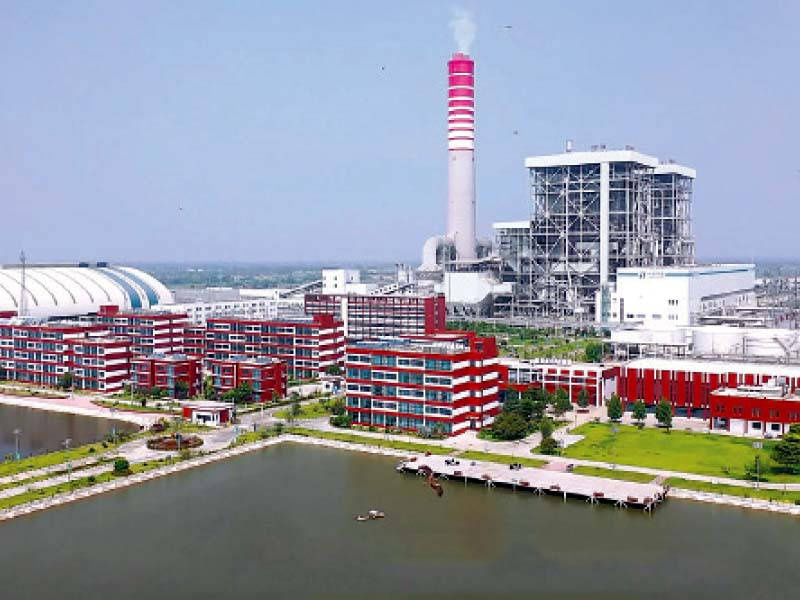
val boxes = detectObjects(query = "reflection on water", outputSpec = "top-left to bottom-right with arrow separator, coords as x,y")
0,443 -> 798,600
0,404 -> 137,457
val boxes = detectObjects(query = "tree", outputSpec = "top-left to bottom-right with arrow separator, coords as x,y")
538,416 -> 555,440
325,364 -> 342,376
174,380 -> 189,400
491,412 -> 529,440
113,458 -> 130,476
577,388 -> 589,410
553,389 -> 572,417
230,382 -> 254,404
58,372 -> 74,391
203,375 -> 215,399
583,341 -> 603,363
655,399 -> 673,430
330,413 -> 352,428
328,397 -> 346,416
539,437 -> 559,455
150,387 -> 165,400
772,424 -> 800,473
291,399 -> 302,418
632,400 -> 647,426
606,395 -> 623,422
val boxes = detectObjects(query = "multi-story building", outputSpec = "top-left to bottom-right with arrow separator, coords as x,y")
156,298 -> 278,325
92,305 -> 187,355
304,293 -> 447,341
710,384 -> 800,437
500,358 -> 619,406
204,314 -> 344,379
617,358 -> 800,421
130,353 -> 202,398
495,148 -> 695,318
0,317 -> 131,392
344,332 -> 501,436
183,324 -> 206,358
206,355 -> 287,403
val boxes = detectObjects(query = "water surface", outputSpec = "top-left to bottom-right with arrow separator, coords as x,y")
0,404 -> 136,458
0,443 -> 797,599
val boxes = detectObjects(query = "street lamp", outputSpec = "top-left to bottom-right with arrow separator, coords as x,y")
62,438 -> 72,482
12,428 -> 22,460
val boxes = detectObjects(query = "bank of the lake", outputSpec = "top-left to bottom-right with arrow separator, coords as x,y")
0,442 -> 798,600
0,404 -> 136,458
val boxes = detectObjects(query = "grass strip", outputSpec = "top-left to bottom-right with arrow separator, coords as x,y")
668,478 -> 800,505
571,465 -> 657,483
288,427 -> 451,455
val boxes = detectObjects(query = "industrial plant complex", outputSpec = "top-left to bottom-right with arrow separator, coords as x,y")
0,39 -> 797,444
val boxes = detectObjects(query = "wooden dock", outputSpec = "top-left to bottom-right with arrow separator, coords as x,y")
398,455 -> 668,511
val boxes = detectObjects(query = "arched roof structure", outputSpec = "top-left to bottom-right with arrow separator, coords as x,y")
0,264 -> 174,318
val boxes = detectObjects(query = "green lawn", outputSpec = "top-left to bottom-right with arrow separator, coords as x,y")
570,465 -> 657,483
0,442 -> 119,478
275,402 -> 331,420
667,477 -> 800,505
458,451 -> 545,468
288,427 -> 452,455
562,422 -> 793,482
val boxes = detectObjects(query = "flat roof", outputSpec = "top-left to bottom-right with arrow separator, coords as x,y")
492,220 -> 530,230
711,386 -> 800,401
626,358 -> 800,377
617,263 -> 754,276
349,336 -> 470,355
524,150 -> 695,178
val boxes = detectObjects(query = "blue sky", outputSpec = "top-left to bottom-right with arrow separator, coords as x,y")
1,1 -> 798,264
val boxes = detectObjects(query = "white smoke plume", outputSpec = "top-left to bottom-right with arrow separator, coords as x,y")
449,7 -> 476,54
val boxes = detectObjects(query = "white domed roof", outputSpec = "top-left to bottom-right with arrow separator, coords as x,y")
0,264 -> 174,318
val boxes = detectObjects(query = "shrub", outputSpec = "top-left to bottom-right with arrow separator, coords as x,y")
87,475 -> 96,484
113,458 -> 131,476
539,437 -> 559,455
330,414 -> 352,428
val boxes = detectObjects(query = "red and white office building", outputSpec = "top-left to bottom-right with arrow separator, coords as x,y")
0,317 -> 131,392
130,353 -> 202,398
500,358 -> 619,406
204,314 -> 344,379
91,305 -> 188,356
344,332 -> 501,436
304,293 -> 447,341
618,358 -> 800,433
206,355 -> 287,403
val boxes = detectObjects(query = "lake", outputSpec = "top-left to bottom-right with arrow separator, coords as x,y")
0,442 -> 797,599
0,404 -> 137,458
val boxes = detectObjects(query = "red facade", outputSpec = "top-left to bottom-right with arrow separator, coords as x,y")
0,319 -> 131,392
345,331 -> 501,436
500,361 -> 619,406
95,305 -> 188,356
304,293 -> 447,341
131,354 -> 201,398
204,314 -> 344,379
618,359 -> 800,419
206,356 -> 287,403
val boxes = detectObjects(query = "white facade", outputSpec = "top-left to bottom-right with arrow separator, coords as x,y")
601,264 -> 755,327
157,298 -> 278,325
0,264 -> 173,318
322,269 -> 362,295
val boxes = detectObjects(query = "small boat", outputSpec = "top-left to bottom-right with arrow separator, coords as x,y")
355,515 -> 369,522
368,509 -> 385,519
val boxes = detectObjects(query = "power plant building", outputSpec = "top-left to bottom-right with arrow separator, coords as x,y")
494,149 -> 695,319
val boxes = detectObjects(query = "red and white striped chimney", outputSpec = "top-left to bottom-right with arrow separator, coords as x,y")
446,52 -> 476,261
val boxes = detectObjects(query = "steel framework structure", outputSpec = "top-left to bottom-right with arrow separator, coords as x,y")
496,152 -> 694,319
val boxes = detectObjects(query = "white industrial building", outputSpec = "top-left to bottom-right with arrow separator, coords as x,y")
0,263 -> 173,318
156,297 -> 278,325
600,264 -> 756,327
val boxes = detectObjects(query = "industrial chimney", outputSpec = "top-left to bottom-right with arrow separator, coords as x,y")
446,52 -> 476,261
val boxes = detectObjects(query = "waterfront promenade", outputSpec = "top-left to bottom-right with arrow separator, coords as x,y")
2,392 -> 800,519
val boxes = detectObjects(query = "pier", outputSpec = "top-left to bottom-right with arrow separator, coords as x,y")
398,454 -> 668,511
